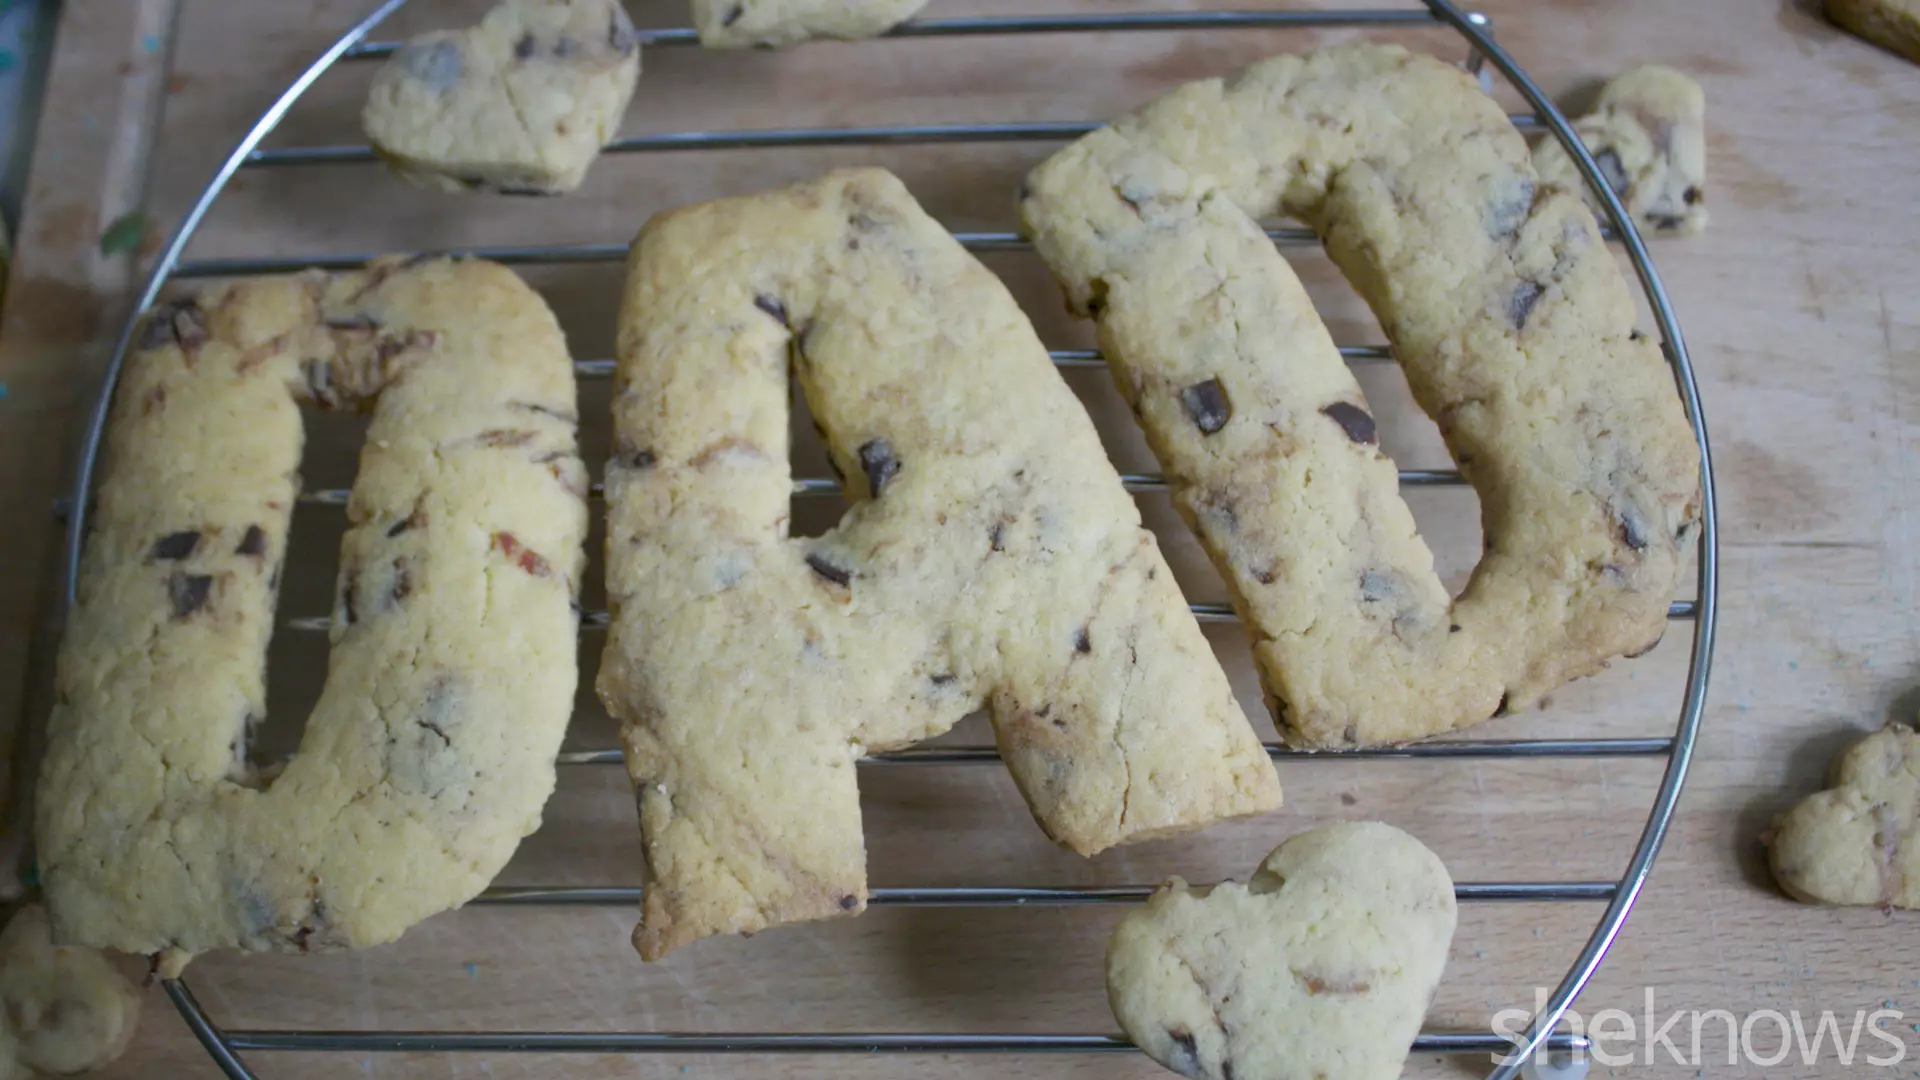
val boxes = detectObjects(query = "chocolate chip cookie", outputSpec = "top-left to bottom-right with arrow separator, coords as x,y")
1769,724 -> 1920,907
692,0 -> 925,47
1532,65 -> 1708,236
36,256 -> 588,966
363,0 -> 639,194
1827,0 -> 1920,62
1021,43 -> 1701,748
1108,822 -> 1456,1080
0,904 -> 142,1078
599,168 -> 1281,959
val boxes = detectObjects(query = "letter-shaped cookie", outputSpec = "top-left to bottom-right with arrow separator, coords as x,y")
1769,724 -> 1920,907
1022,43 -> 1701,748
600,168 -> 1281,959
692,0 -> 925,47
37,257 -> 587,966
363,0 -> 639,194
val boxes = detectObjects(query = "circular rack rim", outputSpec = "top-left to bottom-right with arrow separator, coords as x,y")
55,1 -> 1719,1078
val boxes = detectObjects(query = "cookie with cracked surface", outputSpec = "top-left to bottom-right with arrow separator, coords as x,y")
1532,65 -> 1708,236
363,0 -> 639,194
600,167 -> 1280,960
1827,0 -> 1920,62
36,255 -> 587,966
1769,725 -> 1920,907
692,0 -> 925,47
1108,822 -> 1456,1080
0,904 -> 142,1078
1021,43 -> 1701,748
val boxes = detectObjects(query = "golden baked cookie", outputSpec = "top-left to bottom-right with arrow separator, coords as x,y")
1770,725 -> 1920,907
36,256 -> 587,966
1827,0 -> 1920,63
1107,822 -> 1456,1080
692,0 -> 925,47
1021,43 -> 1701,748
0,904 -> 142,1078
1533,65 -> 1708,236
599,168 -> 1281,959
363,0 -> 639,194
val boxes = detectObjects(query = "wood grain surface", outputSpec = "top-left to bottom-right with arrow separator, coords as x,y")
0,0 -> 1915,1077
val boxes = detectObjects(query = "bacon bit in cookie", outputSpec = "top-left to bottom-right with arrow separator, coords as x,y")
151,530 -> 200,560
474,428 -> 537,448
168,572 -> 214,618
493,531 -> 553,577
235,525 -> 268,557
1180,378 -> 1231,435
389,556 -> 413,607
1295,970 -> 1372,995
1073,626 -> 1092,654
141,385 -> 167,416
989,522 -> 1007,552
1320,401 -> 1378,445
838,894 -> 859,910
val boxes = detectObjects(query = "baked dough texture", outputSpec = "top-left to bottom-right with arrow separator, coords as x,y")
1021,43 -> 1701,748
692,0 -> 925,47
599,168 -> 1281,959
36,256 -> 587,965
1770,725 -> 1920,907
1532,65 -> 1708,236
1107,821 -> 1456,1080
1826,0 -> 1920,62
0,904 -> 142,1078
363,0 -> 639,194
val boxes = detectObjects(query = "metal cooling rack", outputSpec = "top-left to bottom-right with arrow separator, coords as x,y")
58,2 -> 1719,1078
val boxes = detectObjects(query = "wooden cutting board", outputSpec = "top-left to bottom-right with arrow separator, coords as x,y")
0,1 -> 1915,1077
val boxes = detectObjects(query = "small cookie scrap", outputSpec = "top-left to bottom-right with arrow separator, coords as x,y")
1769,725 -> 1920,907
0,904 -> 142,1078
692,0 -> 927,47
1108,822 -> 1456,1080
1827,0 -> 1920,63
363,0 -> 639,194
1532,65 -> 1708,236
36,256 -> 587,963
601,168 -> 1280,959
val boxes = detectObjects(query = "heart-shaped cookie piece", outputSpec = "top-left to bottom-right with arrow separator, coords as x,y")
1770,724 -> 1920,906
1107,822 -> 1456,1080
0,904 -> 142,1076
363,0 -> 639,194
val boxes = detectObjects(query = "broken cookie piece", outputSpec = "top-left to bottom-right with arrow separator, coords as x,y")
692,0 -> 927,47
0,904 -> 142,1078
1532,65 -> 1708,236
1107,822 -> 1456,1080
363,0 -> 639,194
1827,0 -> 1920,63
1769,724 -> 1920,907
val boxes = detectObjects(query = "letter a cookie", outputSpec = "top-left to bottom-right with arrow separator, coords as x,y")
599,168 -> 1281,959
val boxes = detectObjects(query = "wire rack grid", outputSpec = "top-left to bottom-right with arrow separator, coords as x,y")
55,1 -> 1719,1078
